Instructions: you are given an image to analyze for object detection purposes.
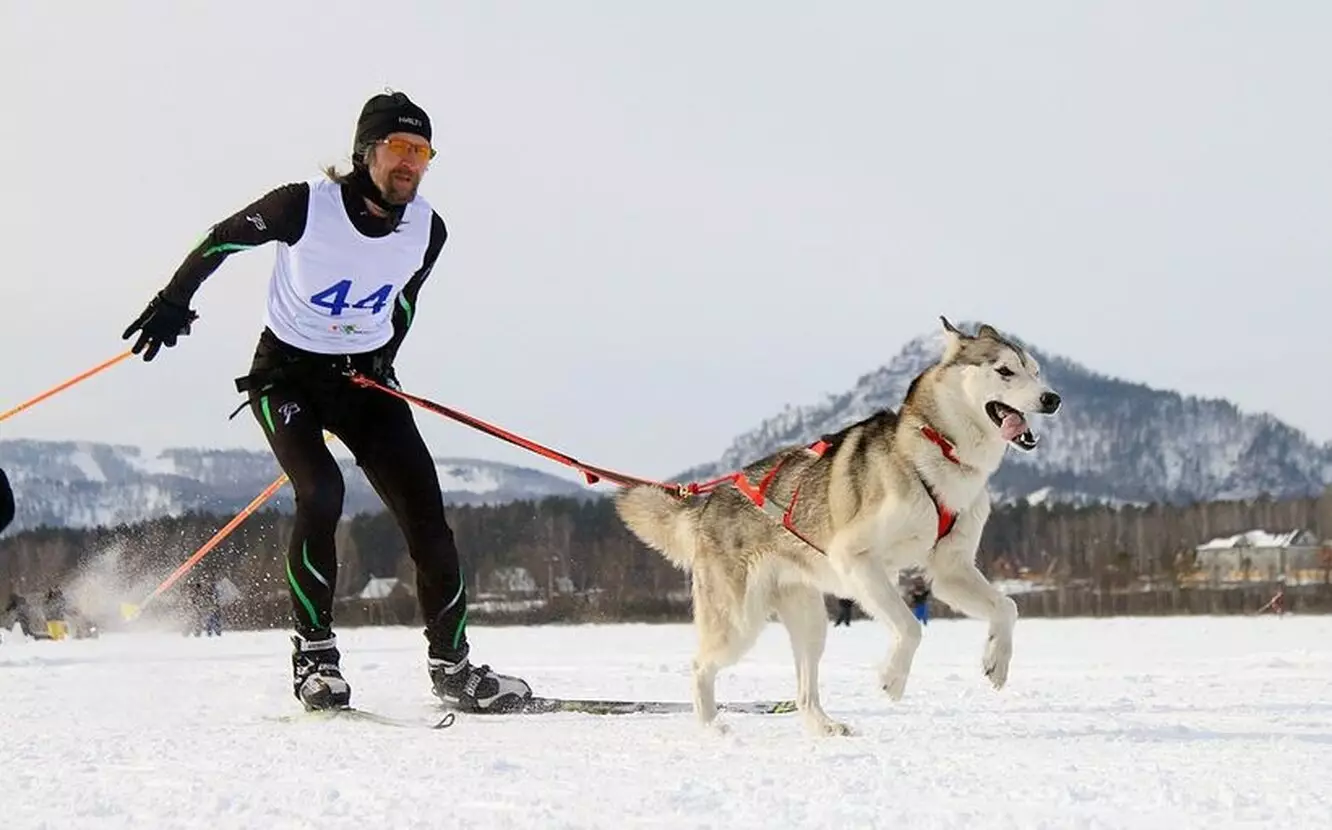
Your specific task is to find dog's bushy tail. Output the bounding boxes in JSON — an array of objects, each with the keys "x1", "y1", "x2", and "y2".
[{"x1": 613, "y1": 485, "x2": 697, "y2": 570}]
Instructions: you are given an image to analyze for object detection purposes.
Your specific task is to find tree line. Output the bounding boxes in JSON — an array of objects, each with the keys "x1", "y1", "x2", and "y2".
[{"x1": 3, "y1": 485, "x2": 1330, "y2": 628}]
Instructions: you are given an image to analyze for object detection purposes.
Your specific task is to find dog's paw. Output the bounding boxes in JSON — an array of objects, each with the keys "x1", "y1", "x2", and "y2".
[
  {"x1": 878, "y1": 665, "x2": 910, "y2": 701},
  {"x1": 812, "y1": 719, "x2": 854, "y2": 737},
  {"x1": 983, "y1": 633, "x2": 1012, "y2": 690},
  {"x1": 800, "y1": 707, "x2": 854, "y2": 737}
]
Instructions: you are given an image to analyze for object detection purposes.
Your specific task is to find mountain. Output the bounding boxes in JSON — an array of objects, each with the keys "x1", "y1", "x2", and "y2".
[
  {"x1": 675, "y1": 323, "x2": 1332, "y2": 507},
  {"x1": 0, "y1": 439, "x2": 593, "y2": 534},
  {"x1": 7, "y1": 324, "x2": 1328, "y2": 533}
]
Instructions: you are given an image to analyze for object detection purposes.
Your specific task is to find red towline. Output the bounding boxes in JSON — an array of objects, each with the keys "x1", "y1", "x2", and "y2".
[{"x1": 347, "y1": 372, "x2": 830, "y2": 551}]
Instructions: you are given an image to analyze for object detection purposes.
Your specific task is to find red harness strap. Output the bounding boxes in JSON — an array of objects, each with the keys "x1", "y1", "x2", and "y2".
[
  {"x1": 917, "y1": 426, "x2": 960, "y2": 541},
  {"x1": 687, "y1": 439, "x2": 831, "y2": 553},
  {"x1": 696, "y1": 426, "x2": 963, "y2": 549},
  {"x1": 350, "y1": 370, "x2": 964, "y2": 550}
]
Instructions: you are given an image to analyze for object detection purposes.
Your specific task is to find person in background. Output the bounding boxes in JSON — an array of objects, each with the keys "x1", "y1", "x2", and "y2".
[
  {"x1": 44, "y1": 586, "x2": 69, "y2": 640},
  {"x1": 185, "y1": 580, "x2": 223, "y2": 637},
  {"x1": 833, "y1": 597, "x2": 855, "y2": 627},
  {"x1": 908, "y1": 576, "x2": 932, "y2": 625},
  {"x1": 3, "y1": 592, "x2": 36, "y2": 638}
]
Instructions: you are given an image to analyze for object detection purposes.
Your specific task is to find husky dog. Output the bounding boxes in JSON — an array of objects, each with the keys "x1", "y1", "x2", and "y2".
[{"x1": 614, "y1": 317, "x2": 1061, "y2": 736}]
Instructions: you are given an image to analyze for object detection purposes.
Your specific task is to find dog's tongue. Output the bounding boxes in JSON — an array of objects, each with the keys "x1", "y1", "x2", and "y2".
[{"x1": 1000, "y1": 411, "x2": 1028, "y2": 442}]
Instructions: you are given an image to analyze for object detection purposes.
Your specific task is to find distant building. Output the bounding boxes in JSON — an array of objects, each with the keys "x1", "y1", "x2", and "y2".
[
  {"x1": 351, "y1": 575, "x2": 416, "y2": 626},
  {"x1": 1194, "y1": 529, "x2": 1324, "y2": 583},
  {"x1": 357, "y1": 576, "x2": 413, "y2": 601}
]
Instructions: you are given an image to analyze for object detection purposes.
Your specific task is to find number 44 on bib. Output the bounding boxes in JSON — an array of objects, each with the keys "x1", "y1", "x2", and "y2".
[{"x1": 309, "y1": 280, "x2": 394, "y2": 316}]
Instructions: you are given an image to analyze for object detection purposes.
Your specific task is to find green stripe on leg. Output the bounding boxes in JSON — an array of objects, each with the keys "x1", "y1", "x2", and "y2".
[
  {"x1": 302, "y1": 540, "x2": 329, "y2": 588},
  {"x1": 286, "y1": 558, "x2": 321, "y2": 629},
  {"x1": 260, "y1": 395, "x2": 275, "y2": 434},
  {"x1": 451, "y1": 607, "x2": 468, "y2": 649}
]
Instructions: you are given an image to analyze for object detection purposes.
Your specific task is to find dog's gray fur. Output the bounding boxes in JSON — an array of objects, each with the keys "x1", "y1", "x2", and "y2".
[{"x1": 614, "y1": 317, "x2": 1061, "y2": 736}]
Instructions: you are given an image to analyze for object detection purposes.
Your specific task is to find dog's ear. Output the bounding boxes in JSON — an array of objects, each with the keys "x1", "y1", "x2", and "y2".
[
  {"x1": 939, "y1": 315, "x2": 966, "y2": 363},
  {"x1": 976, "y1": 323, "x2": 1002, "y2": 341}
]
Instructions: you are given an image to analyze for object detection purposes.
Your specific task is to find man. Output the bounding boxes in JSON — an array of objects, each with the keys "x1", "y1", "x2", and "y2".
[
  {"x1": 907, "y1": 576, "x2": 931, "y2": 625},
  {"x1": 832, "y1": 597, "x2": 854, "y2": 627},
  {"x1": 184, "y1": 579, "x2": 221, "y2": 637},
  {"x1": 120, "y1": 90, "x2": 532, "y2": 714},
  {"x1": 0, "y1": 466, "x2": 13, "y2": 534}
]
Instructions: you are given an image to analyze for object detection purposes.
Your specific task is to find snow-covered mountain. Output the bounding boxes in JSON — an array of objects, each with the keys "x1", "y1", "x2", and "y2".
[
  {"x1": 675, "y1": 323, "x2": 1332, "y2": 506},
  {"x1": 0, "y1": 439, "x2": 592, "y2": 533},
  {"x1": 7, "y1": 323, "x2": 1327, "y2": 532}
]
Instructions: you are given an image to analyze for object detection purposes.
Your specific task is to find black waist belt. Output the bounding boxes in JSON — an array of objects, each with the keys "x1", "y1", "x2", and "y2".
[
  {"x1": 234, "y1": 354, "x2": 358, "y2": 393},
  {"x1": 228, "y1": 355, "x2": 356, "y2": 420}
]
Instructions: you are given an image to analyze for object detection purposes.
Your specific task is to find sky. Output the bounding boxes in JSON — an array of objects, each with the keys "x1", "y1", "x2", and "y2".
[{"x1": 2, "y1": 1, "x2": 1328, "y2": 485}]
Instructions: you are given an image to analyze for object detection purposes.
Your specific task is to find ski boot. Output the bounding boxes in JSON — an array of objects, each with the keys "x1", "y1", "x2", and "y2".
[
  {"x1": 291, "y1": 633, "x2": 351, "y2": 711},
  {"x1": 429, "y1": 643, "x2": 532, "y2": 713}
]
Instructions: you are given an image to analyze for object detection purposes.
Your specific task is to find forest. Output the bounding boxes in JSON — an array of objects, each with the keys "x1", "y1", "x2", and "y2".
[{"x1": 3, "y1": 485, "x2": 1330, "y2": 631}]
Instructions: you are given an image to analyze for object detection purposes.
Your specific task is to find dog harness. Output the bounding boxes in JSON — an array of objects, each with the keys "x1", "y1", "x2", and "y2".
[
  {"x1": 692, "y1": 422, "x2": 963, "y2": 555},
  {"x1": 683, "y1": 439, "x2": 831, "y2": 554},
  {"x1": 917, "y1": 426, "x2": 961, "y2": 540}
]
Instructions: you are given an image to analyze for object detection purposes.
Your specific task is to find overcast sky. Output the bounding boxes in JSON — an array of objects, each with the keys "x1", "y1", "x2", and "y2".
[{"x1": 2, "y1": 1, "x2": 1327, "y2": 484}]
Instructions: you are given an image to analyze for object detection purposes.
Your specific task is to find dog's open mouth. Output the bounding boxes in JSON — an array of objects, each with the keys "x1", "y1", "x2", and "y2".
[{"x1": 986, "y1": 401, "x2": 1038, "y2": 451}]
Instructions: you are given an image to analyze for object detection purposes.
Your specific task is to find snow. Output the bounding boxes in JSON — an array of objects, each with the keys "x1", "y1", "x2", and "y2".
[
  {"x1": 992, "y1": 578, "x2": 1054, "y2": 595},
  {"x1": 1026, "y1": 486, "x2": 1053, "y2": 505},
  {"x1": 123, "y1": 448, "x2": 181, "y2": 477},
  {"x1": 68, "y1": 445, "x2": 107, "y2": 483},
  {"x1": 1, "y1": 616, "x2": 1329, "y2": 828},
  {"x1": 435, "y1": 462, "x2": 502, "y2": 494},
  {"x1": 1197, "y1": 529, "x2": 1314, "y2": 550},
  {"x1": 0, "y1": 440, "x2": 588, "y2": 533}
]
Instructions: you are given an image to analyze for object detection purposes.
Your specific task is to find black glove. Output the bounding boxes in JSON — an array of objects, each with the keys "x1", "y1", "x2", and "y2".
[{"x1": 122, "y1": 292, "x2": 200, "y2": 361}]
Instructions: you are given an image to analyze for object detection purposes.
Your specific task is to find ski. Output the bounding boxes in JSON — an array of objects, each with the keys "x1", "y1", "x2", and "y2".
[
  {"x1": 271, "y1": 706, "x2": 457, "y2": 730},
  {"x1": 448, "y1": 696, "x2": 798, "y2": 716}
]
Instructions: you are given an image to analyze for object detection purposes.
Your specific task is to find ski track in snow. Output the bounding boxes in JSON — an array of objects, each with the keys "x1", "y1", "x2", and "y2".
[{"x1": 2, "y1": 616, "x2": 1330, "y2": 829}]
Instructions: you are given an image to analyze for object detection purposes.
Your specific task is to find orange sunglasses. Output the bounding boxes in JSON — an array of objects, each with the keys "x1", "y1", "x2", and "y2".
[{"x1": 378, "y1": 137, "x2": 436, "y2": 163}]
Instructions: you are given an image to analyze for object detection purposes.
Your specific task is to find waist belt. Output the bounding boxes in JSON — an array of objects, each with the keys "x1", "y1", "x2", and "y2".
[{"x1": 227, "y1": 355, "x2": 358, "y2": 420}]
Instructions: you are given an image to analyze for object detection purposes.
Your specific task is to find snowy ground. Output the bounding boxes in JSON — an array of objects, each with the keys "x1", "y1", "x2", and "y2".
[{"x1": 2, "y1": 615, "x2": 1330, "y2": 829}]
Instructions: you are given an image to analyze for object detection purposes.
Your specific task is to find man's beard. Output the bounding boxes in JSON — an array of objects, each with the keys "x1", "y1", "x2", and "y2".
[{"x1": 382, "y1": 169, "x2": 419, "y2": 205}]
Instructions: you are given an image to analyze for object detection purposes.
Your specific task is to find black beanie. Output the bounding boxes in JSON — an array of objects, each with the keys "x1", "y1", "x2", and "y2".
[{"x1": 353, "y1": 91, "x2": 432, "y2": 159}]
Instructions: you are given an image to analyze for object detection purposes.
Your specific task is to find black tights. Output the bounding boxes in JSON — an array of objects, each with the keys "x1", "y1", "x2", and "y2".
[{"x1": 243, "y1": 334, "x2": 469, "y2": 659}]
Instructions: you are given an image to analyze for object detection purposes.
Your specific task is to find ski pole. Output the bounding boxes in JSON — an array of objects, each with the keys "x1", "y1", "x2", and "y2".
[
  {"x1": 121, "y1": 470, "x2": 291, "y2": 622},
  {"x1": 0, "y1": 349, "x2": 136, "y2": 424},
  {"x1": 122, "y1": 432, "x2": 336, "y2": 621}
]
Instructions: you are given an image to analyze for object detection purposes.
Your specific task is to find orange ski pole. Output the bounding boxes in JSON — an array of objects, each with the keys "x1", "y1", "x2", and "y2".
[
  {"x1": 0, "y1": 349, "x2": 136, "y2": 423},
  {"x1": 122, "y1": 471, "x2": 290, "y2": 621},
  {"x1": 121, "y1": 432, "x2": 335, "y2": 621}
]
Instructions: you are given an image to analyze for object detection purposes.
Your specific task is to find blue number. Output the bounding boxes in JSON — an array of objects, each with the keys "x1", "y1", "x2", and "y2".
[
  {"x1": 310, "y1": 280, "x2": 352, "y2": 315},
  {"x1": 351, "y1": 283, "x2": 393, "y2": 315},
  {"x1": 309, "y1": 280, "x2": 394, "y2": 317}
]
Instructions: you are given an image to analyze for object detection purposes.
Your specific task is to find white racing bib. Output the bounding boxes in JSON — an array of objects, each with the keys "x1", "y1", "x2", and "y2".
[{"x1": 264, "y1": 177, "x2": 432, "y2": 354}]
